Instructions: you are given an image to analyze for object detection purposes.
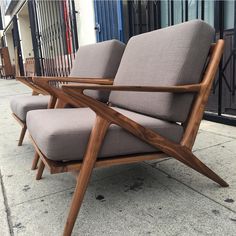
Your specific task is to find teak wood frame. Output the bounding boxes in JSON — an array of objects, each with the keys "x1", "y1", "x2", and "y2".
[{"x1": 30, "y1": 40, "x2": 228, "y2": 236}]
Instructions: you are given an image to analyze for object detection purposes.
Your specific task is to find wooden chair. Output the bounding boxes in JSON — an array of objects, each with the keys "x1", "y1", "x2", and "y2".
[
  {"x1": 27, "y1": 20, "x2": 228, "y2": 235},
  {"x1": 10, "y1": 40, "x2": 125, "y2": 150}
]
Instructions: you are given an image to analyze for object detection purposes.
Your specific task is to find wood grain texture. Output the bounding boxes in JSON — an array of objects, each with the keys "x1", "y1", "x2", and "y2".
[
  {"x1": 31, "y1": 152, "x2": 40, "y2": 170},
  {"x1": 63, "y1": 116, "x2": 111, "y2": 236},
  {"x1": 18, "y1": 125, "x2": 27, "y2": 146},
  {"x1": 12, "y1": 113, "x2": 27, "y2": 146},
  {"x1": 62, "y1": 84, "x2": 201, "y2": 93},
  {"x1": 36, "y1": 160, "x2": 45, "y2": 180},
  {"x1": 181, "y1": 40, "x2": 225, "y2": 148},
  {"x1": 31, "y1": 76, "x2": 114, "y2": 107},
  {"x1": 33, "y1": 76, "x2": 114, "y2": 85}
]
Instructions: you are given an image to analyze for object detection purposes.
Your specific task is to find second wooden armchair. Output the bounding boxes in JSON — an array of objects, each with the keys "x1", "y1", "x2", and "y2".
[{"x1": 10, "y1": 39, "x2": 125, "y2": 146}]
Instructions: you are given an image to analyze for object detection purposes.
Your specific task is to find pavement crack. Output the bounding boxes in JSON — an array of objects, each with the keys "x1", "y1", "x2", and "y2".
[
  {"x1": 145, "y1": 163, "x2": 236, "y2": 214},
  {"x1": 0, "y1": 169, "x2": 14, "y2": 236},
  {"x1": 199, "y1": 129, "x2": 236, "y2": 140},
  {"x1": 11, "y1": 187, "x2": 75, "y2": 207},
  {"x1": 193, "y1": 140, "x2": 235, "y2": 152}
]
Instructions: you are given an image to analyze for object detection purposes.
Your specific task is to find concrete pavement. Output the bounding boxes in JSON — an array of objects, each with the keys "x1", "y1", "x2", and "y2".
[{"x1": 0, "y1": 79, "x2": 236, "y2": 236}]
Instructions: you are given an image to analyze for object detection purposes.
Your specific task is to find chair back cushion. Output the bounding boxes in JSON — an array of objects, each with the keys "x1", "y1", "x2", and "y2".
[
  {"x1": 70, "y1": 40, "x2": 125, "y2": 102},
  {"x1": 109, "y1": 20, "x2": 214, "y2": 122}
]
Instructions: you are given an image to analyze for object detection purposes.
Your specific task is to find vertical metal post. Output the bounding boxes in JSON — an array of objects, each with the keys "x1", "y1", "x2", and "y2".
[
  {"x1": 145, "y1": 1, "x2": 151, "y2": 32},
  {"x1": 218, "y1": 0, "x2": 224, "y2": 116},
  {"x1": 196, "y1": 0, "x2": 199, "y2": 18},
  {"x1": 59, "y1": 0, "x2": 68, "y2": 76},
  {"x1": 170, "y1": 0, "x2": 174, "y2": 25},
  {"x1": 153, "y1": 0, "x2": 161, "y2": 29},
  {"x1": 138, "y1": 1, "x2": 142, "y2": 33},
  {"x1": 201, "y1": 0, "x2": 205, "y2": 20},
  {"x1": 117, "y1": 0, "x2": 124, "y2": 41},
  {"x1": 232, "y1": 0, "x2": 236, "y2": 96},
  {"x1": 48, "y1": 0, "x2": 57, "y2": 76},
  {"x1": 157, "y1": 0, "x2": 161, "y2": 29},
  {"x1": 128, "y1": 1, "x2": 134, "y2": 37},
  {"x1": 28, "y1": 0, "x2": 42, "y2": 76},
  {"x1": 185, "y1": 0, "x2": 188, "y2": 21},
  {"x1": 0, "y1": 8, "x2": 3, "y2": 30},
  {"x1": 71, "y1": 0, "x2": 79, "y2": 52}
]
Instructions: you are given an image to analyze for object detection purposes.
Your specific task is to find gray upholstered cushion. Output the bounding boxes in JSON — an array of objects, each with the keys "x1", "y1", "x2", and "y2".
[
  {"x1": 10, "y1": 95, "x2": 50, "y2": 122},
  {"x1": 70, "y1": 39, "x2": 125, "y2": 102},
  {"x1": 26, "y1": 108, "x2": 183, "y2": 161},
  {"x1": 109, "y1": 20, "x2": 214, "y2": 122}
]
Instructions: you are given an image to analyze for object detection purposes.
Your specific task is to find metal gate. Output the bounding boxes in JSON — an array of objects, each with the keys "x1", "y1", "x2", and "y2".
[
  {"x1": 28, "y1": 0, "x2": 79, "y2": 77},
  {"x1": 123, "y1": 0, "x2": 236, "y2": 126},
  {"x1": 94, "y1": 0, "x2": 124, "y2": 42}
]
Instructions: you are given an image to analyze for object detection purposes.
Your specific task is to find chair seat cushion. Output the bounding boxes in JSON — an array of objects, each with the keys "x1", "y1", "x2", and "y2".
[
  {"x1": 26, "y1": 107, "x2": 183, "y2": 161},
  {"x1": 10, "y1": 95, "x2": 50, "y2": 122}
]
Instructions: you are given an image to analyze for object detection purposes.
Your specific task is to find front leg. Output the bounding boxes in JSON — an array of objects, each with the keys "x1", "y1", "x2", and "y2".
[{"x1": 63, "y1": 115, "x2": 111, "y2": 236}]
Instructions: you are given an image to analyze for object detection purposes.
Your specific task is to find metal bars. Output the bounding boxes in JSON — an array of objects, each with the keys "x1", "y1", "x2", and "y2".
[
  {"x1": 125, "y1": 0, "x2": 236, "y2": 125},
  {"x1": 127, "y1": 0, "x2": 161, "y2": 37},
  {"x1": 126, "y1": 0, "x2": 207, "y2": 37},
  {"x1": 28, "y1": 0, "x2": 78, "y2": 77}
]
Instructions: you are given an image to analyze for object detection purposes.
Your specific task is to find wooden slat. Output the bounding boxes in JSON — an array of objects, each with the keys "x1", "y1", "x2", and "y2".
[{"x1": 62, "y1": 84, "x2": 201, "y2": 93}]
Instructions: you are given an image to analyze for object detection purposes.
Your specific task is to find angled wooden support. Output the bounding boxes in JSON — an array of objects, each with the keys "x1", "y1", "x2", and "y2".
[
  {"x1": 36, "y1": 160, "x2": 45, "y2": 180},
  {"x1": 63, "y1": 116, "x2": 111, "y2": 236},
  {"x1": 12, "y1": 113, "x2": 27, "y2": 146},
  {"x1": 18, "y1": 124, "x2": 27, "y2": 146},
  {"x1": 31, "y1": 152, "x2": 40, "y2": 170}
]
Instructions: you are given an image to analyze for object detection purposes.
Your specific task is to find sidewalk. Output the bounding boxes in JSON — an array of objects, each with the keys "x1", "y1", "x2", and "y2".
[{"x1": 0, "y1": 79, "x2": 236, "y2": 236}]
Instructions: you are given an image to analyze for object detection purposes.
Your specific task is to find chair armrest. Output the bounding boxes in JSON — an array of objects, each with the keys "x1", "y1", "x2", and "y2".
[
  {"x1": 31, "y1": 76, "x2": 113, "y2": 106},
  {"x1": 32, "y1": 76, "x2": 114, "y2": 98},
  {"x1": 16, "y1": 76, "x2": 49, "y2": 95},
  {"x1": 61, "y1": 83, "x2": 201, "y2": 93},
  {"x1": 33, "y1": 76, "x2": 114, "y2": 85}
]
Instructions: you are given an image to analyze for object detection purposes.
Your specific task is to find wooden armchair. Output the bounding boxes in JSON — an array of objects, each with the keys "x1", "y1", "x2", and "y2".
[
  {"x1": 26, "y1": 20, "x2": 228, "y2": 235},
  {"x1": 10, "y1": 39, "x2": 125, "y2": 147}
]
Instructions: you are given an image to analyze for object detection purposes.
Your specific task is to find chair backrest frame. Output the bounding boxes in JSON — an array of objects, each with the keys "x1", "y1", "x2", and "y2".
[{"x1": 181, "y1": 40, "x2": 224, "y2": 149}]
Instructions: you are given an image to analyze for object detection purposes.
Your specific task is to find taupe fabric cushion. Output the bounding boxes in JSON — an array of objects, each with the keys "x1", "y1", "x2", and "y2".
[
  {"x1": 109, "y1": 20, "x2": 214, "y2": 122},
  {"x1": 10, "y1": 95, "x2": 50, "y2": 122},
  {"x1": 26, "y1": 108, "x2": 183, "y2": 161},
  {"x1": 70, "y1": 39, "x2": 125, "y2": 102}
]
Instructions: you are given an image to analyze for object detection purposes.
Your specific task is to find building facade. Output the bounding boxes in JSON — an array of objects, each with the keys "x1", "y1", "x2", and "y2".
[
  {"x1": 0, "y1": 0, "x2": 235, "y2": 125},
  {"x1": 0, "y1": 0, "x2": 97, "y2": 77}
]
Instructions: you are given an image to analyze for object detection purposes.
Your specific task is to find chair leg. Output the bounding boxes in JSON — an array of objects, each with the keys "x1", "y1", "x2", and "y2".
[
  {"x1": 31, "y1": 152, "x2": 40, "y2": 170},
  {"x1": 63, "y1": 116, "x2": 110, "y2": 236},
  {"x1": 18, "y1": 124, "x2": 27, "y2": 146},
  {"x1": 172, "y1": 147, "x2": 228, "y2": 187},
  {"x1": 36, "y1": 160, "x2": 45, "y2": 180}
]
